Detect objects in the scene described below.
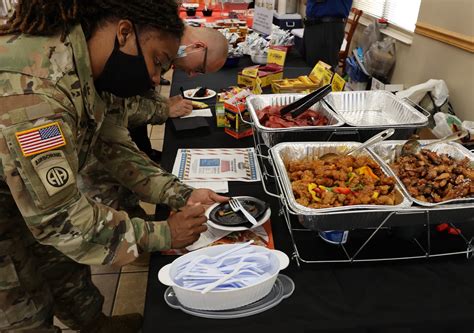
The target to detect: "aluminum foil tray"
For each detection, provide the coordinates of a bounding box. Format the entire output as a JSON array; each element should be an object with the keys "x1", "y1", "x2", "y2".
[
  {"x1": 246, "y1": 94, "x2": 345, "y2": 147},
  {"x1": 370, "y1": 140, "x2": 474, "y2": 207},
  {"x1": 269, "y1": 142, "x2": 412, "y2": 218},
  {"x1": 324, "y1": 91, "x2": 429, "y2": 128}
]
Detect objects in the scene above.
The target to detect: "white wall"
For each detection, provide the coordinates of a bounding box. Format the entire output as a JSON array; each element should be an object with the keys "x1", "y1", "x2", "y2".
[
  {"x1": 298, "y1": 0, "x2": 474, "y2": 121},
  {"x1": 389, "y1": 0, "x2": 474, "y2": 121}
]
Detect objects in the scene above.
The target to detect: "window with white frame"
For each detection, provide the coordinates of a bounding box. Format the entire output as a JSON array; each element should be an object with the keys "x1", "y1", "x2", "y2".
[{"x1": 353, "y1": 0, "x2": 422, "y2": 32}]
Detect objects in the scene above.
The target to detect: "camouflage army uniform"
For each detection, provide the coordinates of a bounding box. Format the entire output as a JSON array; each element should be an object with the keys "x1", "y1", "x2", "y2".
[
  {"x1": 78, "y1": 91, "x2": 170, "y2": 219},
  {"x1": 0, "y1": 25, "x2": 193, "y2": 331}
]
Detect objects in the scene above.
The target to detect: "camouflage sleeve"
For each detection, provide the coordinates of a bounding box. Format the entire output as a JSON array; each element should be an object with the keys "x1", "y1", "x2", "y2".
[
  {"x1": 101, "y1": 90, "x2": 170, "y2": 129},
  {"x1": 94, "y1": 96, "x2": 194, "y2": 210},
  {"x1": 0, "y1": 94, "x2": 173, "y2": 266}
]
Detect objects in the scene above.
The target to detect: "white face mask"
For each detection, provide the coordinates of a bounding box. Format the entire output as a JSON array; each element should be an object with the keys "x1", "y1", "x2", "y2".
[
  {"x1": 177, "y1": 45, "x2": 188, "y2": 58},
  {"x1": 176, "y1": 44, "x2": 204, "y2": 59}
]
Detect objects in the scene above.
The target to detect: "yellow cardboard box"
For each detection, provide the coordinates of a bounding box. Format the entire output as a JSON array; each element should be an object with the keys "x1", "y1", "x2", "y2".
[
  {"x1": 237, "y1": 47, "x2": 287, "y2": 89},
  {"x1": 272, "y1": 61, "x2": 346, "y2": 93}
]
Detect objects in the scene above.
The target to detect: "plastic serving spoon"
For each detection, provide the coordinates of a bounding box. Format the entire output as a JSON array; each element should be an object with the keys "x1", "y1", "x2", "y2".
[{"x1": 320, "y1": 128, "x2": 395, "y2": 161}]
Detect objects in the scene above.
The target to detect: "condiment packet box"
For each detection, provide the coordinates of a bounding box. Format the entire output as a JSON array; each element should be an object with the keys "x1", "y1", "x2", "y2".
[
  {"x1": 224, "y1": 89, "x2": 253, "y2": 139},
  {"x1": 272, "y1": 61, "x2": 346, "y2": 93},
  {"x1": 237, "y1": 46, "x2": 287, "y2": 89}
]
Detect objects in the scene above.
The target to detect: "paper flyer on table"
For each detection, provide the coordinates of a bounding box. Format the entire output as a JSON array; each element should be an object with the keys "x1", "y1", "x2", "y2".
[
  {"x1": 172, "y1": 148, "x2": 261, "y2": 182},
  {"x1": 181, "y1": 108, "x2": 213, "y2": 118},
  {"x1": 183, "y1": 181, "x2": 229, "y2": 193},
  {"x1": 161, "y1": 220, "x2": 274, "y2": 255}
]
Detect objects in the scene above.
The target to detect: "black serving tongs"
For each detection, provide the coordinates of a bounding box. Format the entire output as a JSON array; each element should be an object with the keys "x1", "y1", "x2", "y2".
[{"x1": 280, "y1": 84, "x2": 332, "y2": 118}]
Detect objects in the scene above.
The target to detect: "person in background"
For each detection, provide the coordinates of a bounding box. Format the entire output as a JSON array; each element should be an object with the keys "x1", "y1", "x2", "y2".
[
  {"x1": 0, "y1": 0, "x2": 227, "y2": 332},
  {"x1": 303, "y1": 0, "x2": 353, "y2": 68},
  {"x1": 129, "y1": 25, "x2": 229, "y2": 162}
]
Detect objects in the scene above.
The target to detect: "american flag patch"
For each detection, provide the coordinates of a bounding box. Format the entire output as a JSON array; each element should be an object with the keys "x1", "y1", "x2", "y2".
[{"x1": 16, "y1": 122, "x2": 66, "y2": 157}]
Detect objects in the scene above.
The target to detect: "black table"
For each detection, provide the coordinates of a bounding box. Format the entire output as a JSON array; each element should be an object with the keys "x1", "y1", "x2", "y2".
[{"x1": 143, "y1": 55, "x2": 474, "y2": 332}]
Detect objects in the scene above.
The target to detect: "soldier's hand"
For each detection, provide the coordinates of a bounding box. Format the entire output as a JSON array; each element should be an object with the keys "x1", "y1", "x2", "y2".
[
  {"x1": 187, "y1": 189, "x2": 229, "y2": 209},
  {"x1": 169, "y1": 95, "x2": 193, "y2": 118},
  {"x1": 168, "y1": 204, "x2": 207, "y2": 249}
]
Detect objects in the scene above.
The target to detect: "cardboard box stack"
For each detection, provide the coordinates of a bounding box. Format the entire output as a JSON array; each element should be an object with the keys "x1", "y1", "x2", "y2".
[
  {"x1": 237, "y1": 46, "x2": 288, "y2": 89},
  {"x1": 272, "y1": 61, "x2": 346, "y2": 93}
]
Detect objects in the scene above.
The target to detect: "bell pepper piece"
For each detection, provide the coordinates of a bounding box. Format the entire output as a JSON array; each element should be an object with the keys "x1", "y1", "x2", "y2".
[
  {"x1": 334, "y1": 187, "x2": 351, "y2": 195},
  {"x1": 356, "y1": 166, "x2": 379, "y2": 180},
  {"x1": 308, "y1": 183, "x2": 321, "y2": 202}
]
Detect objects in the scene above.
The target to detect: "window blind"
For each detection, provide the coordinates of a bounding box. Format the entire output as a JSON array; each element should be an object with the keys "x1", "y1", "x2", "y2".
[
  {"x1": 353, "y1": 0, "x2": 421, "y2": 32},
  {"x1": 384, "y1": 0, "x2": 421, "y2": 32},
  {"x1": 353, "y1": 0, "x2": 385, "y2": 18}
]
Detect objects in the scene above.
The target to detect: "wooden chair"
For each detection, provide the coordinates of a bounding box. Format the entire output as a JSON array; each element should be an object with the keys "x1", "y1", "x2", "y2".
[{"x1": 338, "y1": 8, "x2": 363, "y2": 73}]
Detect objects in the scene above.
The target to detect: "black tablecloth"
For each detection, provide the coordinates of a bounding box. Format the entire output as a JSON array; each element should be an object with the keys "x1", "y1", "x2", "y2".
[{"x1": 143, "y1": 55, "x2": 474, "y2": 332}]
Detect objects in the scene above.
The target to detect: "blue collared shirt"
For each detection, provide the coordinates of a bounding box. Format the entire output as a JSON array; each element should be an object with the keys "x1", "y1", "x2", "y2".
[{"x1": 306, "y1": 0, "x2": 353, "y2": 19}]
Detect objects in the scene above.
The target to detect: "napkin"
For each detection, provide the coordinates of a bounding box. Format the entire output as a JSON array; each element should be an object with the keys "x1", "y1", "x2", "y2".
[{"x1": 171, "y1": 117, "x2": 210, "y2": 132}]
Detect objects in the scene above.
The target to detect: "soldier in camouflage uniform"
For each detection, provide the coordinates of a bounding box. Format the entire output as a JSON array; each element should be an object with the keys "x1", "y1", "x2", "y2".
[
  {"x1": 78, "y1": 91, "x2": 173, "y2": 221},
  {"x1": 0, "y1": 0, "x2": 227, "y2": 331},
  {"x1": 80, "y1": 26, "x2": 230, "y2": 219}
]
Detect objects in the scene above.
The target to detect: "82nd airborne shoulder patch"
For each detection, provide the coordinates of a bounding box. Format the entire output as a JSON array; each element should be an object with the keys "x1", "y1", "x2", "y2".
[{"x1": 31, "y1": 150, "x2": 75, "y2": 196}]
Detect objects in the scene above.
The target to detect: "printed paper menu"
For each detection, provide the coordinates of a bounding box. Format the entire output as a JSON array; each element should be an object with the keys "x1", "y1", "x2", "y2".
[{"x1": 172, "y1": 148, "x2": 261, "y2": 182}]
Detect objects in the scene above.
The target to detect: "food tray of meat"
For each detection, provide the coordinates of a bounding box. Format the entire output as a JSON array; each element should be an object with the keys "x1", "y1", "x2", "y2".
[
  {"x1": 270, "y1": 142, "x2": 412, "y2": 215},
  {"x1": 370, "y1": 141, "x2": 474, "y2": 207},
  {"x1": 246, "y1": 94, "x2": 345, "y2": 147},
  {"x1": 324, "y1": 91, "x2": 429, "y2": 128}
]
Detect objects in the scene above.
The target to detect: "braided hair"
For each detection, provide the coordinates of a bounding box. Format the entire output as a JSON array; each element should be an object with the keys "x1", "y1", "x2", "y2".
[{"x1": 0, "y1": 0, "x2": 184, "y2": 41}]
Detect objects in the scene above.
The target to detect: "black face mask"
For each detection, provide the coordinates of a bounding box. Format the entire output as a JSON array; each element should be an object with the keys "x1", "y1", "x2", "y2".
[{"x1": 94, "y1": 25, "x2": 154, "y2": 98}]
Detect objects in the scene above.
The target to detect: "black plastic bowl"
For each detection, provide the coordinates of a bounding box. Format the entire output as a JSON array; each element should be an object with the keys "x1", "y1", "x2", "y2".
[
  {"x1": 202, "y1": 9, "x2": 213, "y2": 17},
  {"x1": 186, "y1": 8, "x2": 197, "y2": 16}
]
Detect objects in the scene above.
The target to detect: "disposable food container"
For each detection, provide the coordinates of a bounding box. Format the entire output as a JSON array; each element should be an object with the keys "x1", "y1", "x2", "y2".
[
  {"x1": 158, "y1": 244, "x2": 289, "y2": 311},
  {"x1": 370, "y1": 140, "x2": 474, "y2": 207},
  {"x1": 268, "y1": 142, "x2": 412, "y2": 230},
  {"x1": 324, "y1": 90, "x2": 429, "y2": 128},
  {"x1": 246, "y1": 94, "x2": 345, "y2": 147}
]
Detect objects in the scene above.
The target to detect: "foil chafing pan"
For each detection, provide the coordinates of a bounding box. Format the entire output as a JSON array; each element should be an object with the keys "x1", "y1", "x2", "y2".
[
  {"x1": 246, "y1": 92, "x2": 429, "y2": 147},
  {"x1": 323, "y1": 91, "x2": 429, "y2": 128},
  {"x1": 246, "y1": 94, "x2": 345, "y2": 147},
  {"x1": 269, "y1": 142, "x2": 413, "y2": 217},
  {"x1": 370, "y1": 140, "x2": 474, "y2": 207}
]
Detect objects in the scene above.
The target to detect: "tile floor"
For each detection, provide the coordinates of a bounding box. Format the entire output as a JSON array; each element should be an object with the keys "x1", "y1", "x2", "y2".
[{"x1": 56, "y1": 70, "x2": 173, "y2": 331}]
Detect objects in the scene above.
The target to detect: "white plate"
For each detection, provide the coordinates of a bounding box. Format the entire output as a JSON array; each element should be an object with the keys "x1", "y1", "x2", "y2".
[
  {"x1": 205, "y1": 196, "x2": 271, "y2": 232},
  {"x1": 184, "y1": 88, "x2": 217, "y2": 100}
]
